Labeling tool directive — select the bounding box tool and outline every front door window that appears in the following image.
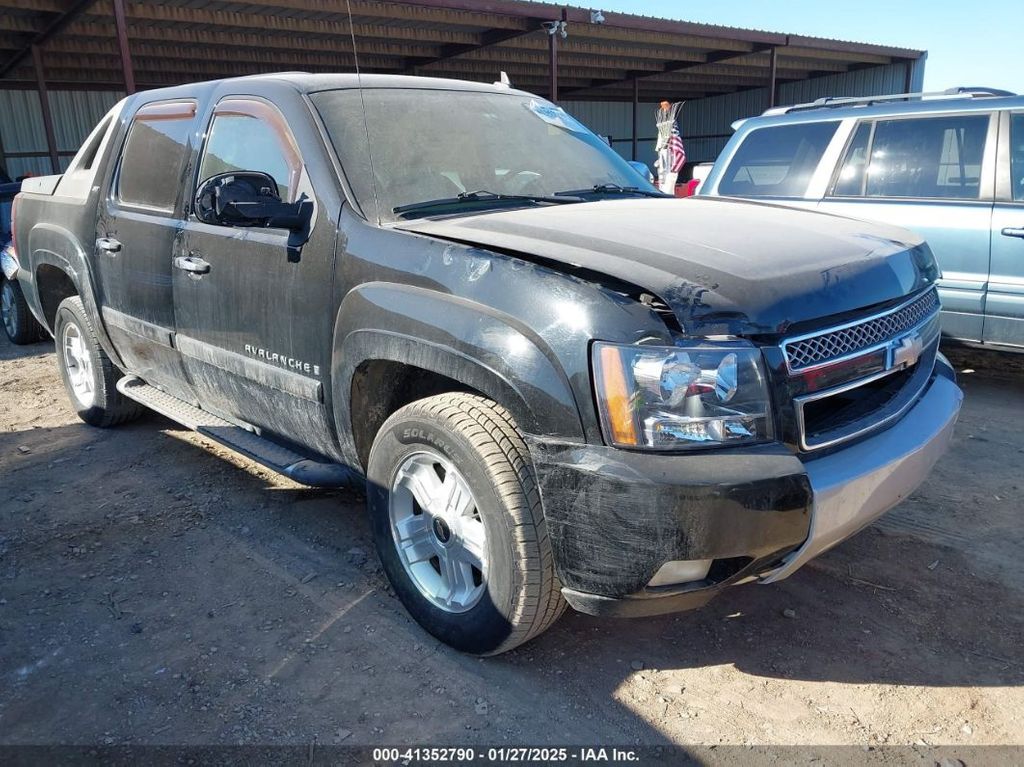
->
[197,100,302,206]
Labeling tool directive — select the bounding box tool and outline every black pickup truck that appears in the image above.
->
[9,74,962,655]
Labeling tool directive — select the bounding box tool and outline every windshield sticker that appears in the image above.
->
[525,100,587,133]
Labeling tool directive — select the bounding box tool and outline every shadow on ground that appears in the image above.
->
[0,334,1021,745]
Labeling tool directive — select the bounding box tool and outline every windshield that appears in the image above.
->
[312,87,658,222]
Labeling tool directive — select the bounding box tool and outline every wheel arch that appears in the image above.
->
[35,263,78,332]
[332,282,586,472]
[26,223,121,363]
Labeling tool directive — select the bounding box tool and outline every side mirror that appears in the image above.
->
[627,161,654,184]
[194,171,312,231]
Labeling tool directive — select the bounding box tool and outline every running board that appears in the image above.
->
[116,376,353,488]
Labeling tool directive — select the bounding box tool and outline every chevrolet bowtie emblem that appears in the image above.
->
[891,332,924,370]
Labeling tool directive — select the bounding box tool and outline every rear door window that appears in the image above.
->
[859,114,989,199]
[116,101,197,211]
[718,121,839,197]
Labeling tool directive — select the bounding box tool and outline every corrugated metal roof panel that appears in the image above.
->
[1,0,924,94]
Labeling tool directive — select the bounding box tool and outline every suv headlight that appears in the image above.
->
[592,341,772,450]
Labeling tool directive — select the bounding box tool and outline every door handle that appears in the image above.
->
[96,237,122,254]
[173,255,211,275]
[1001,227,1024,239]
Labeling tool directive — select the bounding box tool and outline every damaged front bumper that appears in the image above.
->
[759,356,962,582]
[530,355,962,619]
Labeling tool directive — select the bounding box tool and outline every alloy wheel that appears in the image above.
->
[389,450,487,613]
[1,280,16,338]
[62,320,95,408]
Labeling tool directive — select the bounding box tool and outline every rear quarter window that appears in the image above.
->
[116,101,197,212]
[862,114,989,200]
[719,121,839,198]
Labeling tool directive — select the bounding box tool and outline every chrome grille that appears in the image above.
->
[784,289,940,371]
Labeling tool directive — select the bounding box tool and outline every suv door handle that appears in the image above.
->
[96,237,122,254]
[1002,227,1024,239]
[173,255,211,275]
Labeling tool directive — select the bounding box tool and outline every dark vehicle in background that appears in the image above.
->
[2,166,45,344]
[701,87,1024,351]
[10,74,961,654]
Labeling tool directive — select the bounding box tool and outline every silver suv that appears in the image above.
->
[701,88,1024,350]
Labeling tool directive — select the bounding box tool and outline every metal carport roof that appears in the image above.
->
[0,1,925,174]
[0,0,924,101]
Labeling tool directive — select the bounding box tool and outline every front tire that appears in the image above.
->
[54,296,142,427]
[1,276,45,345]
[367,393,565,655]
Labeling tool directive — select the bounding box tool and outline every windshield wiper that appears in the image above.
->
[393,189,581,217]
[555,183,670,198]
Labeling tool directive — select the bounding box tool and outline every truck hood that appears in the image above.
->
[397,196,938,336]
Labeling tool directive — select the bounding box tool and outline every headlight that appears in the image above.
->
[592,341,772,450]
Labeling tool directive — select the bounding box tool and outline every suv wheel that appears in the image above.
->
[54,296,142,427]
[1,277,45,345]
[367,393,565,655]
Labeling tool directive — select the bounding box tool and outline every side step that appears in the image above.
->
[116,376,353,488]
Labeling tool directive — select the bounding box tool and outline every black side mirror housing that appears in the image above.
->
[194,171,312,232]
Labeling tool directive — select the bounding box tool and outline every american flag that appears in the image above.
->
[668,128,686,173]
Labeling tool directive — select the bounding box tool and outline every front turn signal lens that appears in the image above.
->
[595,343,640,446]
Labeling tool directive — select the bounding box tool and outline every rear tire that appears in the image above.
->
[54,296,142,427]
[1,276,45,345]
[367,393,565,655]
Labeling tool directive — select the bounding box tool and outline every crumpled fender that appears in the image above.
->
[331,281,586,468]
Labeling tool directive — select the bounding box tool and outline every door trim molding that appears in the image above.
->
[176,334,323,403]
[101,306,174,348]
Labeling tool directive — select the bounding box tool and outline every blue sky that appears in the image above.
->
[595,1,1020,94]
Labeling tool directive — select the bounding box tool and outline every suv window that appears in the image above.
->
[1012,113,1024,203]
[718,121,839,197]
[198,100,301,203]
[833,122,872,196]
[116,101,196,211]
[853,115,989,200]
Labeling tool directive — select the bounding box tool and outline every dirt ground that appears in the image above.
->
[1,331,1022,752]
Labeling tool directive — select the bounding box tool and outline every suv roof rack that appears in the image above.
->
[763,86,1018,116]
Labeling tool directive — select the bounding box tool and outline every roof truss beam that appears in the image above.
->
[3,0,69,9]
[0,0,96,77]
[560,43,773,97]
[402,20,543,73]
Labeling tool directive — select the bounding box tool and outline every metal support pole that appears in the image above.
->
[768,46,778,108]
[548,25,558,103]
[31,45,60,174]
[631,78,639,161]
[546,8,567,103]
[112,0,135,94]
